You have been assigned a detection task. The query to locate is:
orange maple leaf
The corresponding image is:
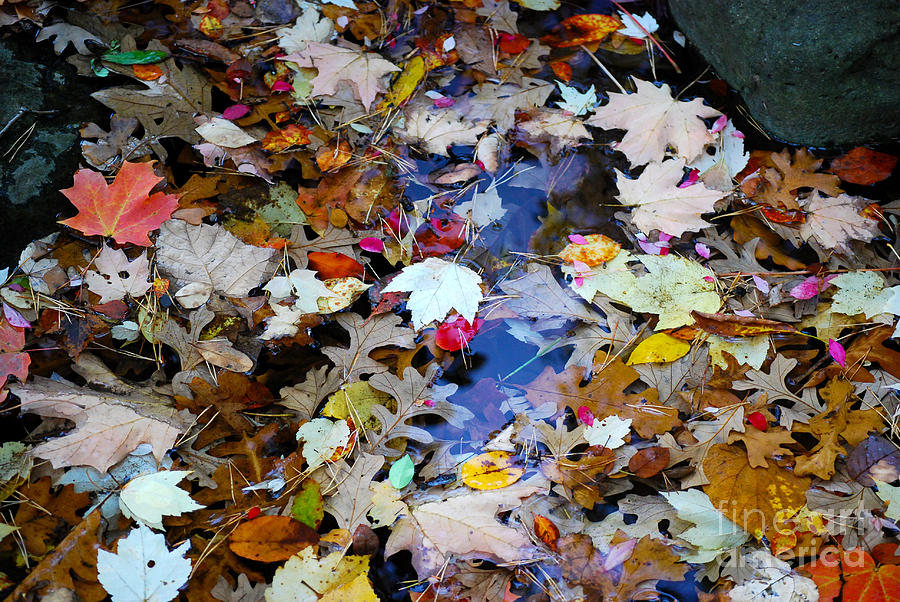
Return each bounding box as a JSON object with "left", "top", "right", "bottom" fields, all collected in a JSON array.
[{"left": 59, "top": 160, "right": 179, "bottom": 246}]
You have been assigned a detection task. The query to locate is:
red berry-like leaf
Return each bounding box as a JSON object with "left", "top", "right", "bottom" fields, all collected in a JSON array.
[
  {"left": 747, "top": 411, "right": 768, "bottom": 431},
  {"left": 58, "top": 161, "right": 179, "bottom": 246},
  {"left": 435, "top": 316, "right": 483, "bottom": 352}
]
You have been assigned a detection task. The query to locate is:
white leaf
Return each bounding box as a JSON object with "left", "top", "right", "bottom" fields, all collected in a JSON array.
[
  {"left": 263, "top": 269, "right": 337, "bottom": 313},
  {"left": 84, "top": 246, "right": 152, "bottom": 304},
  {"left": 583, "top": 415, "right": 632, "bottom": 449},
  {"left": 382, "top": 258, "right": 483, "bottom": 329},
  {"left": 617, "top": 11, "right": 659, "bottom": 38},
  {"left": 296, "top": 418, "right": 351, "bottom": 471},
  {"left": 97, "top": 524, "right": 191, "bottom": 602},
  {"left": 277, "top": 7, "right": 334, "bottom": 54},
  {"left": 120, "top": 470, "right": 205, "bottom": 530},
  {"left": 196, "top": 118, "right": 257, "bottom": 148},
  {"left": 555, "top": 82, "right": 597, "bottom": 116},
  {"left": 397, "top": 107, "right": 487, "bottom": 157}
]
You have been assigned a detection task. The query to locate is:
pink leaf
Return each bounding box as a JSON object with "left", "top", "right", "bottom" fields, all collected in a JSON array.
[
  {"left": 678, "top": 169, "right": 700, "bottom": 188},
  {"left": 574, "top": 276, "right": 584, "bottom": 287},
  {"left": 568, "top": 233, "right": 588, "bottom": 245},
  {"left": 694, "top": 242, "right": 710, "bottom": 259},
  {"left": 658, "top": 232, "right": 673, "bottom": 243},
  {"left": 222, "top": 104, "right": 251, "bottom": 120},
  {"left": 789, "top": 275, "right": 836, "bottom": 300},
  {"left": 577, "top": 405, "right": 594, "bottom": 426},
  {"left": 604, "top": 538, "right": 637, "bottom": 571},
  {"left": 572, "top": 260, "right": 590, "bottom": 275},
  {"left": 3, "top": 303, "right": 30, "bottom": 328},
  {"left": 734, "top": 310, "right": 755, "bottom": 317},
  {"left": 433, "top": 97, "right": 455, "bottom": 108},
  {"left": 752, "top": 275, "right": 770, "bottom": 294},
  {"left": 828, "top": 339, "right": 847, "bottom": 367},
  {"left": 360, "top": 237, "right": 384, "bottom": 253},
  {"left": 711, "top": 115, "right": 727, "bottom": 134},
  {"left": 271, "top": 80, "right": 294, "bottom": 92}
]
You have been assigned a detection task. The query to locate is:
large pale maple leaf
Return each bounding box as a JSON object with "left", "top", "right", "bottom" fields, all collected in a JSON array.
[
  {"left": 59, "top": 161, "right": 178, "bottom": 246},
  {"left": 587, "top": 78, "right": 721, "bottom": 165},
  {"left": 282, "top": 42, "right": 400, "bottom": 110},
  {"left": 614, "top": 158, "right": 725, "bottom": 237}
]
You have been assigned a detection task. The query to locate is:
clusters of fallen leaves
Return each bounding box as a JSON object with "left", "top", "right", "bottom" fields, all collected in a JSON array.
[{"left": 2, "top": 0, "right": 900, "bottom": 600}]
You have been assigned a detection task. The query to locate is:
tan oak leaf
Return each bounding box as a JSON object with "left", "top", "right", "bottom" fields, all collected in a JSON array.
[{"left": 321, "top": 313, "right": 416, "bottom": 380}]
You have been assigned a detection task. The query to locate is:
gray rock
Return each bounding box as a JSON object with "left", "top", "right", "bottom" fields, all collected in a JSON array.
[{"left": 668, "top": 0, "right": 900, "bottom": 147}]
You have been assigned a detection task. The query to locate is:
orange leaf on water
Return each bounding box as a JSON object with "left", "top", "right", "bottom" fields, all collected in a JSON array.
[
  {"left": 828, "top": 147, "right": 897, "bottom": 186},
  {"left": 59, "top": 161, "right": 178, "bottom": 246},
  {"left": 228, "top": 515, "right": 319, "bottom": 562},
  {"left": 460, "top": 451, "right": 525, "bottom": 490},
  {"left": 541, "top": 14, "right": 623, "bottom": 48},
  {"left": 690, "top": 310, "right": 799, "bottom": 338}
]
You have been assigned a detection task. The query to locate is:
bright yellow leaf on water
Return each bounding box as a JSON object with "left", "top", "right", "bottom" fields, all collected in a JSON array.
[
  {"left": 558, "top": 233, "right": 621, "bottom": 267},
  {"left": 626, "top": 332, "right": 690, "bottom": 365},
  {"left": 379, "top": 56, "right": 426, "bottom": 110},
  {"left": 461, "top": 451, "right": 525, "bottom": 490}
]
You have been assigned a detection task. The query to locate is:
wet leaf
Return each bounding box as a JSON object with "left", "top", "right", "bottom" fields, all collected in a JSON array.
[
  {"left": 627, "top": 332, "right": 691, "bottom": 365},
  {"left": 690, "top": 310, "right": 798, "bottom": 337},
  {"left": 228, "top": 516, "right": 319, "bottom": 562},
  {"left": 461, "top": 451, "right": 525, "bottom": 490},
  {"left": 59, "top": 161, "right": 179, "bottom": 246}
]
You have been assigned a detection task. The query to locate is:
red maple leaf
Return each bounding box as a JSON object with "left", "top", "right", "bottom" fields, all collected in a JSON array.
[{"left": 58, "top": 161, "right": 179, "bottom": 246}]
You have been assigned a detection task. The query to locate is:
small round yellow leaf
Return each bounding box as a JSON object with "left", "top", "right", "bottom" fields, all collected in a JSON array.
[
  {"left": 460, "top": 451, "right": 525, "bottom": 490},
  {"left": 626, "top": 332, "right": 691, "bottom": 365},
  {"left": 558, "top": 234, "right": 621, "bottom": 267}
]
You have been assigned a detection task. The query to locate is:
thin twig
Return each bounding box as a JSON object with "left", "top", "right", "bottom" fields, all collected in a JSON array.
[{"left": 580, "top": 45, "right": 627, "bottom": 94}]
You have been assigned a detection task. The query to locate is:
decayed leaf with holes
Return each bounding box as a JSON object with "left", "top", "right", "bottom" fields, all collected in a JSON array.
[
  {"left": 321, "top": 313, "right": 416, "bottom": 380},
  {"left": 799, "top": 192, "right": 882, "bottom": 255},
  {"left": 703, "top": 443, "right": 810, "bottom": 539},
  {"left": 521, "top": 359, "right": 679, "bottom": 438},
  {"left": 155, "top": 221, "right": 277, "bottom": 308},
  {"left": 9, "top": 376, "right": 190, "bottom": 473},
  {"left": 282, "top": 42, "right": 399, "bottom": 110},
  {"left": 84, "top": 246, "right": 151, "bottom": 303},
  {"left": 97, "top": 524, "right": 191, "bottom": 602},
  {"left": 59, "top": 161, "right": 179, "bottom": 246},
  {"left": 614, "top": 159, "right": 725, "bottom": 236},
  {"left": 366, "top": 364, "right": 472, "bottom": 457},
  {"left": 587, "top": 78, "right": 721, "bottom": 165},
  {"left": 397, "top": 106, "right": 488, "bottom": 157}
]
